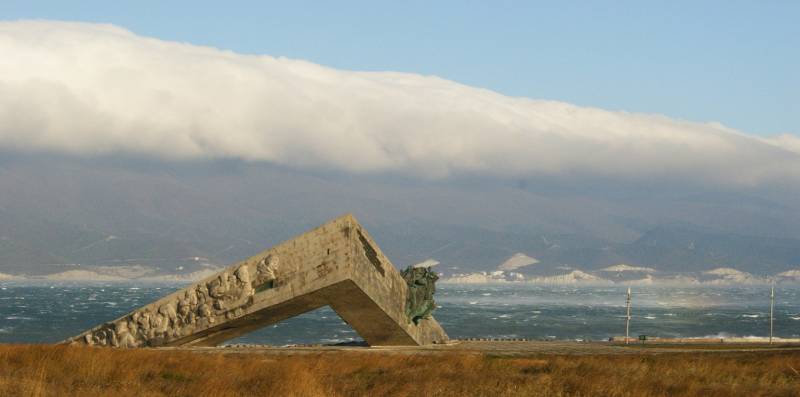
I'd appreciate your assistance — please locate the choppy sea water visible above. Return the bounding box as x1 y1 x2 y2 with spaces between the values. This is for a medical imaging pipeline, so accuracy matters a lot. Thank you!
1 282 799 345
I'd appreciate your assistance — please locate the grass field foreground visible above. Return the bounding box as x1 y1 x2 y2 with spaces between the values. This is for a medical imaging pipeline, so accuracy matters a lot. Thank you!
1 344 800 396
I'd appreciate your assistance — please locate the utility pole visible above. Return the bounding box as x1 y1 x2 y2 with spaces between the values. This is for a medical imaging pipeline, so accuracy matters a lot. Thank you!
770 284 775 344
625 287 632 345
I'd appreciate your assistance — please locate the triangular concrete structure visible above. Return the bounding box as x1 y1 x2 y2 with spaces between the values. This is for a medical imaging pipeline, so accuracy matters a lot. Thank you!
66 214 449 347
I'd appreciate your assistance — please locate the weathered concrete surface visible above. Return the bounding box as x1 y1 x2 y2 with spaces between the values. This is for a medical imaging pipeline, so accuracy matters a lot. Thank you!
65 214 449 347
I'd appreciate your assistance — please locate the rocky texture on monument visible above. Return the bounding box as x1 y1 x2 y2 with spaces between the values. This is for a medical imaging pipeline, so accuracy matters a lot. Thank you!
64 214 448 347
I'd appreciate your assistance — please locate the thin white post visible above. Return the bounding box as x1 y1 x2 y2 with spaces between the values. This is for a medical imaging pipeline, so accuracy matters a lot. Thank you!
625 287 632 345
770 285 775 344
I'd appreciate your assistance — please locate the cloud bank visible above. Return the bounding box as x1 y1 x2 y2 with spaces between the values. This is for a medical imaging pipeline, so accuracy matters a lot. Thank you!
1 20 799 184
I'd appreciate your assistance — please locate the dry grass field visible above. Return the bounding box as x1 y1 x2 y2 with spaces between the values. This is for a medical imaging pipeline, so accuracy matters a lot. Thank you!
1 344 799 397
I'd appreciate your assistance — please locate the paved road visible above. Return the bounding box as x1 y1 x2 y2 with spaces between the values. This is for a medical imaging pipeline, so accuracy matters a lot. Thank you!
177 340 800 356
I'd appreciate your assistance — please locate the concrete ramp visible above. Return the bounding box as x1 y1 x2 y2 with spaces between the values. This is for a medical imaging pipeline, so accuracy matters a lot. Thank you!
66 214 448 347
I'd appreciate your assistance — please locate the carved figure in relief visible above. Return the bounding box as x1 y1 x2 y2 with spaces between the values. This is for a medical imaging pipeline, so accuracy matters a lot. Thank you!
137 310 152 335
94 331 106 346
150 312 169 337
227 273 238 291
236 266 253 297
195 284 209 304
177 292 196 326
197 302 214 324
127 318 138 338
187 288 198 306
209 272 229 299
157 303 176 335
159 303 177 324
255 255 279 291
88 326 113 346
115 321 137 348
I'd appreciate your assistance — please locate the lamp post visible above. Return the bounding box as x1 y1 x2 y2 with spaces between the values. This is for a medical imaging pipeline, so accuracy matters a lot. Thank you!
625 287 632 345
770 285 775 345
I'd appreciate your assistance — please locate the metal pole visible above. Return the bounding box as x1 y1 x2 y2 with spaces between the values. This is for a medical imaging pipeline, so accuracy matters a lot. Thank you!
625 287 632 345
770 285 774 344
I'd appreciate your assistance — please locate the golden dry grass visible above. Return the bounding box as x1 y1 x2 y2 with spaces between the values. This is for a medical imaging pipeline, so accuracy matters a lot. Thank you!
1 344 799 397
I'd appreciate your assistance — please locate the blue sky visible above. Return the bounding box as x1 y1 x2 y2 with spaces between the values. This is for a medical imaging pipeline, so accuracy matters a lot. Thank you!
2 0 797 136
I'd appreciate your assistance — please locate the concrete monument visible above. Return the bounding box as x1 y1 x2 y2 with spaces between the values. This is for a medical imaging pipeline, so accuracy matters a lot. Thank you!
64 214 448 347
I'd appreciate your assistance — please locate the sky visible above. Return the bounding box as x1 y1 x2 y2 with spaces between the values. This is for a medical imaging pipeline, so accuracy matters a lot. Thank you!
0 2 799 189
1 1 797 137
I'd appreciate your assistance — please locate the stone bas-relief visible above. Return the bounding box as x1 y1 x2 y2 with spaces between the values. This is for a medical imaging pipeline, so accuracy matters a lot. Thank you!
67 214 448 348
82 257 278 348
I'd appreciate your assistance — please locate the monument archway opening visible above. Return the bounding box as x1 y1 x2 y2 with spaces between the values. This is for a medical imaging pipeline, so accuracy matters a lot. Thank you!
224 305 363 346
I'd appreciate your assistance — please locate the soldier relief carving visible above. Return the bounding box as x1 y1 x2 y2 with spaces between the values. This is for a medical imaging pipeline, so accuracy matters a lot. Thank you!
79 255 279 348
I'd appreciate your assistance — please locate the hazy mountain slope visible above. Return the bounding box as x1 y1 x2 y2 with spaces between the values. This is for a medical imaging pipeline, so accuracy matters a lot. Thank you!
619 225 800 274
1 155 798 275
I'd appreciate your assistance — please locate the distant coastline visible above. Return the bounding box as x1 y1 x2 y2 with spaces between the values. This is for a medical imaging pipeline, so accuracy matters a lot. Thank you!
440 267 800 286
0 264 222 283
3 263 800 286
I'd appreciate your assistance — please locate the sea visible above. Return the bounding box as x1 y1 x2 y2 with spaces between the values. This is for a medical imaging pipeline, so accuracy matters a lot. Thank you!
2 282 799 345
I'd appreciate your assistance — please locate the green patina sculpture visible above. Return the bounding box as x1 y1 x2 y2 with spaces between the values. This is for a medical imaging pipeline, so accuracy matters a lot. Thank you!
400 266 439 324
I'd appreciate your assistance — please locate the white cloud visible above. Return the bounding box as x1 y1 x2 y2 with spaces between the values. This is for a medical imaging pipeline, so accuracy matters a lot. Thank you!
1 20 799 185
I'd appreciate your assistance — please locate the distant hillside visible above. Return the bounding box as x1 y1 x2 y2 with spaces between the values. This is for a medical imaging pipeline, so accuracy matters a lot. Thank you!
617 225 800 274
1 155 799 275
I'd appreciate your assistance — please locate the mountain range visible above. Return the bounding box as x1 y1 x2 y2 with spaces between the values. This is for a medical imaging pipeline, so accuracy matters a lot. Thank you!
1 154 798 278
